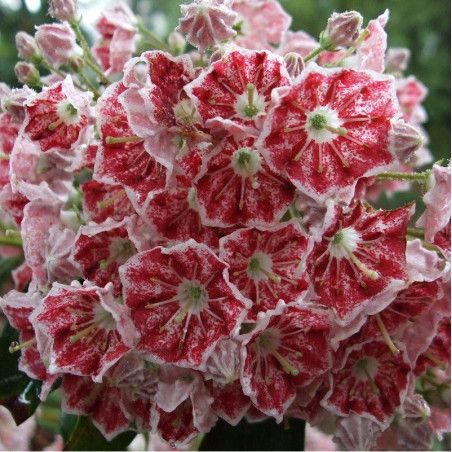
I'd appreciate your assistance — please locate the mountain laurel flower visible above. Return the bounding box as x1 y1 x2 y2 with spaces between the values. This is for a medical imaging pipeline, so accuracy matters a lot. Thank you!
177 0 238 52
15 31 40 61
168 31 186 55
283 52 305 79
321 10 363 50
386 47 411 73
389 119 423 162
48 0 78 22
35 22 82 68
14 62 40 87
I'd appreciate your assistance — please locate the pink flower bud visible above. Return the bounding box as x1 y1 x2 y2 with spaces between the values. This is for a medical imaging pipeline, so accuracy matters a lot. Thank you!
15 32 39 61
35 22 82 68
176 0 237 52
48 0 77 22
390 119 423 162
14 62 40 87
386 47 411 73
168 31 186 55
283 52 305 79
321 10 363 49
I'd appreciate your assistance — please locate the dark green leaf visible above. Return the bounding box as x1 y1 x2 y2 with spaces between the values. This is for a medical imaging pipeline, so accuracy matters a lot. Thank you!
0 322 41 424
63 415 136 451
0 255 23 288
199 418 305 451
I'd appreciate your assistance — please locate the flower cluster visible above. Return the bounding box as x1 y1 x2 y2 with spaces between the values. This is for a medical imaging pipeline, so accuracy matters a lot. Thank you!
0 0 450 449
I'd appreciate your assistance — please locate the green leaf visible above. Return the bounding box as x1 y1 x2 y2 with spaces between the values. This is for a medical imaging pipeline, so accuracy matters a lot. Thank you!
63 415 136 451
199 418 306 451
0 255 23 287
0 322 41 424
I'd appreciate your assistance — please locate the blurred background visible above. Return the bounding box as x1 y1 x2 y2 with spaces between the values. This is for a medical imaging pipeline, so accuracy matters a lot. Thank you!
0 0 450 161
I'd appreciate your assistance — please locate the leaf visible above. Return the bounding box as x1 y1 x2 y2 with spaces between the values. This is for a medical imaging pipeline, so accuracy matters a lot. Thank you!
0 255 23 288
63 415 136 451
199 418 306 451
0 322 41 424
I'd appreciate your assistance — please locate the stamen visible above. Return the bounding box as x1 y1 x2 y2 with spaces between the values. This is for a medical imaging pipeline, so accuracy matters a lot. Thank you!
70 319 102 343
347 251 379 281
9 337 37 353
317 143 324 173
97 190 125 210
105 135 142 145
293 139 312 161
48 117 64 131
261 268 281 283
375 314 400 355
364 366 380 395
423 352 444 368
272 350 299 376
329 141 350 168
324 125 347 136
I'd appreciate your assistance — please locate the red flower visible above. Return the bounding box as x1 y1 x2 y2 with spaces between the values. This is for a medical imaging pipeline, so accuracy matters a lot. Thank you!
323 340 411 426
219 222 310 320
32 282 138 381
259 66 398 202
241 305 332 421
24 77 92 152
62 351 158 440
307 202 413 325
195 136 294 227
71 218 139 296
94 82 168 211
186 49 290 136
121 240 250 368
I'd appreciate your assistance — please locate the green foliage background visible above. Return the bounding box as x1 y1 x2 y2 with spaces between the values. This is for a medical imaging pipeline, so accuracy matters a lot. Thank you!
0 0 449 161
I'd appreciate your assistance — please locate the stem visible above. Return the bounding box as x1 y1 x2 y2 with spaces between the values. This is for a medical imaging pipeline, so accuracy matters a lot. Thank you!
84 58 111 85
137 20 170 52
74 68 100 99
375 314 400 355
69 19 111 85
0 235 22 247
38 60 86 92
376 170 430 182
303 46 323 63
407 227 425 239
329 29 370 67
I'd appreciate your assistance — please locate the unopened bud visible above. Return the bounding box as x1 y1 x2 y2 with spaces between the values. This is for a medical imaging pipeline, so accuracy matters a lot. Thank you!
49 0 77 22
15 31 40 61
35 23 82 68
284 52 305 79
386 47 411 73
168 31 186 55
390 119 423 162
14 62 40 87
321 10 363 50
